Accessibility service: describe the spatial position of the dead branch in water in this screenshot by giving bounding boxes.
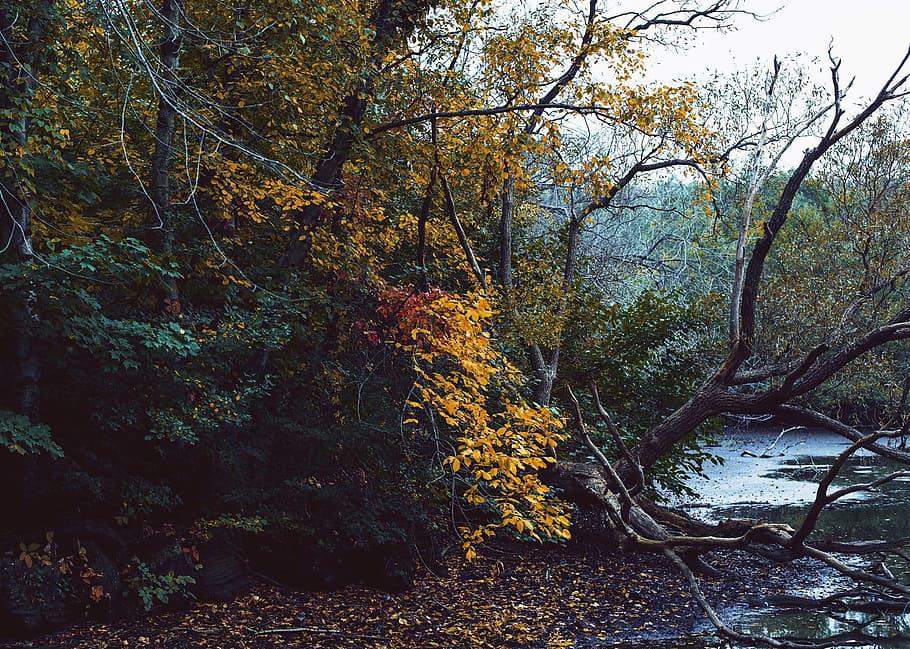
[564,380,910,648]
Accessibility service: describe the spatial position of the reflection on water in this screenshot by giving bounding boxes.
[699,457,910,545]
[733,608,910,648]
[666,427,910,649]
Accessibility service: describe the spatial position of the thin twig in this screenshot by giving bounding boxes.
[250,626,386,640]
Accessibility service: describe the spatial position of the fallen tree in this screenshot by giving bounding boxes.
[562,384,910,647]
[550,46,910,648]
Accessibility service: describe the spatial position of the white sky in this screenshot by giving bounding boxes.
[646,0,910,104]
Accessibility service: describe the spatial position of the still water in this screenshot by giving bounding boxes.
[659,426,910,649]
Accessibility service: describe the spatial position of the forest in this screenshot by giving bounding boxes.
[1,0,910,647]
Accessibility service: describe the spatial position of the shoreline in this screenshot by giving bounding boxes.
[3,545,837,649]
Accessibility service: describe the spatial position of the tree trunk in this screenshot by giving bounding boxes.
[729,58,780,345]
[499,172,559,406]
[531,212,580,406]
[616,387,723,483]
[531,349,557,406]
[279,0,433,268]
[499,176,514,290]
[147,0,183,314]
[415,168,436,287]
[1,3,49,422]
[441,173,486,289]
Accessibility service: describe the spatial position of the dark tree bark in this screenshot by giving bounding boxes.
[415,168,436,287]
[440,172,486,289]
[197,5,249,235]
[279,0,435,268]
[498,174,514,290]
[146,0,184,314]
[0,1,52,422]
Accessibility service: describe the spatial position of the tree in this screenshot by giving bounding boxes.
[145,0,184,314]
[558,47,910,648]
[1,0,55,423]
[617,49,910,478]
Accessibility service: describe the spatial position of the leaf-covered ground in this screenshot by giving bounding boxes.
[5,547,822,649]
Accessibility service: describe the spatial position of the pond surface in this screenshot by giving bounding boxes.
[666,426,910,649]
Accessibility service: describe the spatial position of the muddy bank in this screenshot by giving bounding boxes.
[2,545,833,649]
